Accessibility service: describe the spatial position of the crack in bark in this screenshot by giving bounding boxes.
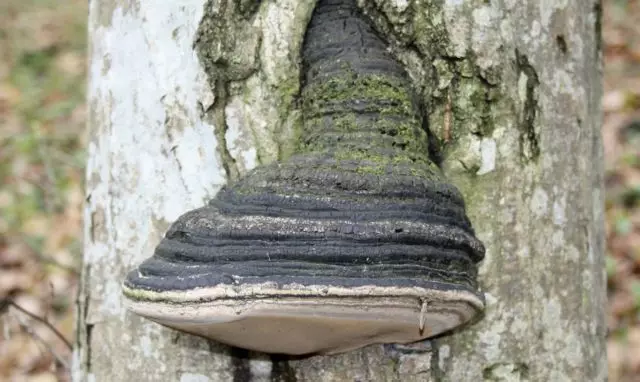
[85,323,94,374]
[429,340,443,380]
[516,49,540,162]
[194,0,265,182]
[270,354,297,382]
[593,1,602,57]
[161,95,190,192]
[212,78,240,182]
[482,362,530,381]
[76,262,94,376]
[231,347,252,382]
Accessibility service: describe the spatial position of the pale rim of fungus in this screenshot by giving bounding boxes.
[123,281,484,355]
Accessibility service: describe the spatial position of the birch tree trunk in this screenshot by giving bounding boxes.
[74,0,606,381]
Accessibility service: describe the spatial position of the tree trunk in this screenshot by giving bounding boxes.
[74,0,606,381]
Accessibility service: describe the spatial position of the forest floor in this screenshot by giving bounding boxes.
[602,1,640,381]
[0,0,639,381]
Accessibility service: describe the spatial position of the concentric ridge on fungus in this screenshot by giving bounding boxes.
[123,0,485,355]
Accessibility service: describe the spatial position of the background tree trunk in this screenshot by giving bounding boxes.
[74,0,606,381]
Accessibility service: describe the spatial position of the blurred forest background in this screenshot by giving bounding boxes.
[0,0,638,381]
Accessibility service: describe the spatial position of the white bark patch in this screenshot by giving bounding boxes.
[518,73,529,104]
[551,230,565,251]
[478,318,506,361]
[398,352,432,375]
[180,373,211,382]
[541,297,584,376]
[438,344,451,371]
[139,334,154,358]
[86,2,225,270]
[566,244,580,263]
[483,293,498,306]
[449,135,481,173]
[442,1,470,58]
[552,197,566,226]
[539,0,568,30]
[529,187,549,218]
[225,97,259,173]
[531,21,541,39]
[485,364,527,381]
[250,357,274,380]
[231,76,278,164]
[390,0,410,12]
[79,1,237,379]
[433,59,454,89]
[447,136,496,175]
[499,18,514,46]
[551,70,579,98]
[477,138,497,175]
[470,6,503,77]
[99,279,123,316]
[261,1,306,86]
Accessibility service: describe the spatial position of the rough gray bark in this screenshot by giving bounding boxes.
[74,0,606,381]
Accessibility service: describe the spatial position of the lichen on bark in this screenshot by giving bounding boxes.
[194,0,316,174]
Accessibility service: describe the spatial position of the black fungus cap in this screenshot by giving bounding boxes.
[123,0,485,355]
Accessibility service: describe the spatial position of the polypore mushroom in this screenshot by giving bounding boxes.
[123,0,485,355]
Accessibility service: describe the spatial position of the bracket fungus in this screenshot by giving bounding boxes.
[123,0,485,355]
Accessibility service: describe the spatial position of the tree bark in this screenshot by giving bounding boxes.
[74,0,606,381]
